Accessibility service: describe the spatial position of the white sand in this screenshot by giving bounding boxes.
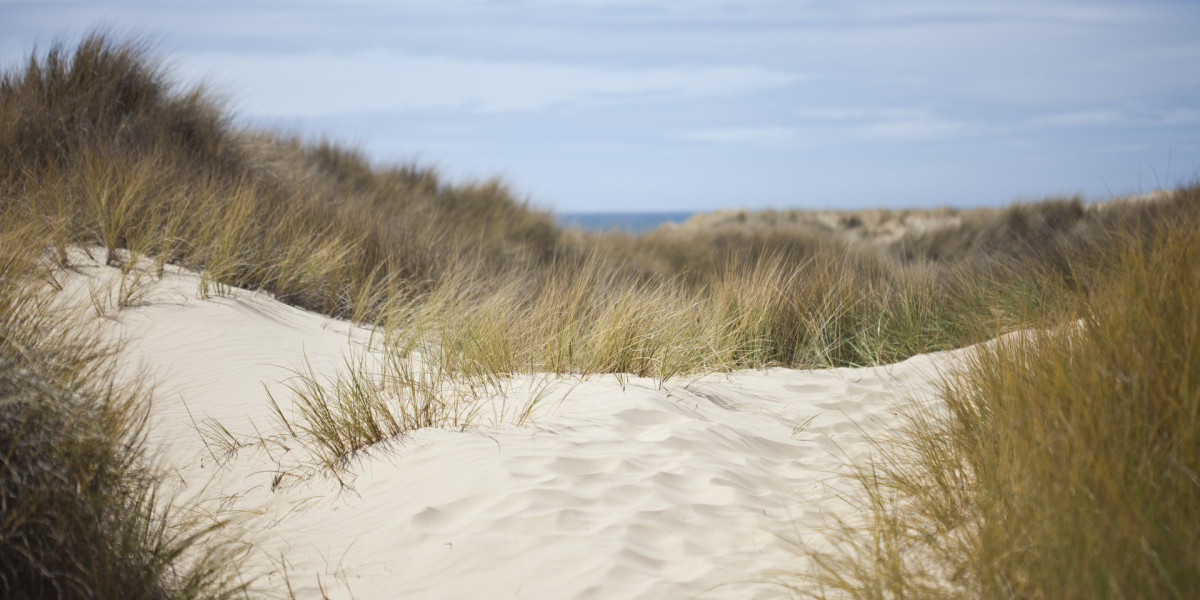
[60,254,961,599]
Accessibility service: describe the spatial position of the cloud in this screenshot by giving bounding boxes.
[1097,142,1154,154]
[1028,107,1200,129]
[1029,109,1124,127]
[797,107,924,121]
[678,126,799,144]
[1164,109,1200,125]
[796,107,975,141]
[857,2,1153,24]
[179,49,801,117]
[861,113,972,141]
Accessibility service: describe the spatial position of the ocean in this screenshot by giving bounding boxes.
[555,211,695,234]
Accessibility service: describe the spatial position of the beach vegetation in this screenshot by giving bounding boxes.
[794,187,1200,599]
[1,30,1196,598]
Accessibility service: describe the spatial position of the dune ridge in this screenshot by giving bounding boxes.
[60,250,959,599]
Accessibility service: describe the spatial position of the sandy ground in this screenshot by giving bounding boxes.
[57,252,961,600]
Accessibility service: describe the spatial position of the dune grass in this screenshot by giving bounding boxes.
[796,188,1200,599]
[265,345,484,472]
[2,30,1199,599]
[3,31,1166,387]
[0,32,1089,383]
[0,225,245,599]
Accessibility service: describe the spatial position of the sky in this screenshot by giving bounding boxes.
[1,1,1198,213]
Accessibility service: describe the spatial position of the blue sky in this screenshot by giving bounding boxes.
[2,1,1198,212]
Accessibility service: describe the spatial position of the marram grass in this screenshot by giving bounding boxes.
[0,225,246,599]
[796,188,1200,599]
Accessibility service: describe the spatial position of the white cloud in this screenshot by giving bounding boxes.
[858,2,1150,24]
[1029,107,1200,128]
[678,126,799,144]
[861,113,972,141]
[1164,109,1200,125]
[1029,109,1124,127]
[179,49,800,117]
[795,107,975,141]
[797,107,926,121]
[1098,142,1153,154]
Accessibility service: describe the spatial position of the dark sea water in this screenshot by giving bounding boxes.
[556,212,695,234]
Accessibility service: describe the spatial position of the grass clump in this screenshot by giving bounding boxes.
[0,226,244,599]
[267,344,481,471]
[799,186,1200,598]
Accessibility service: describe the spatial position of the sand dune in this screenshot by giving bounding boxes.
[59,254,960,599]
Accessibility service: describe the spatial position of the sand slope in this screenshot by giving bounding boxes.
[61,255,957,599]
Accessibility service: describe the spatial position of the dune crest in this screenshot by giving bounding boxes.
[53,253,963,599]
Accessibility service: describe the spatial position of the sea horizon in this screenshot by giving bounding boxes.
[555,211,695,233]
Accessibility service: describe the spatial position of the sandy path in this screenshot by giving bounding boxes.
[60,255,955,599]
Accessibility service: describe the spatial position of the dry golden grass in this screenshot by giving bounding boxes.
[3,31,1167,384]
[0,225,246,599]
[795,186,1200,599]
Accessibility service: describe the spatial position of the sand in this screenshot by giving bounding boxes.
[58,252,960,599]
